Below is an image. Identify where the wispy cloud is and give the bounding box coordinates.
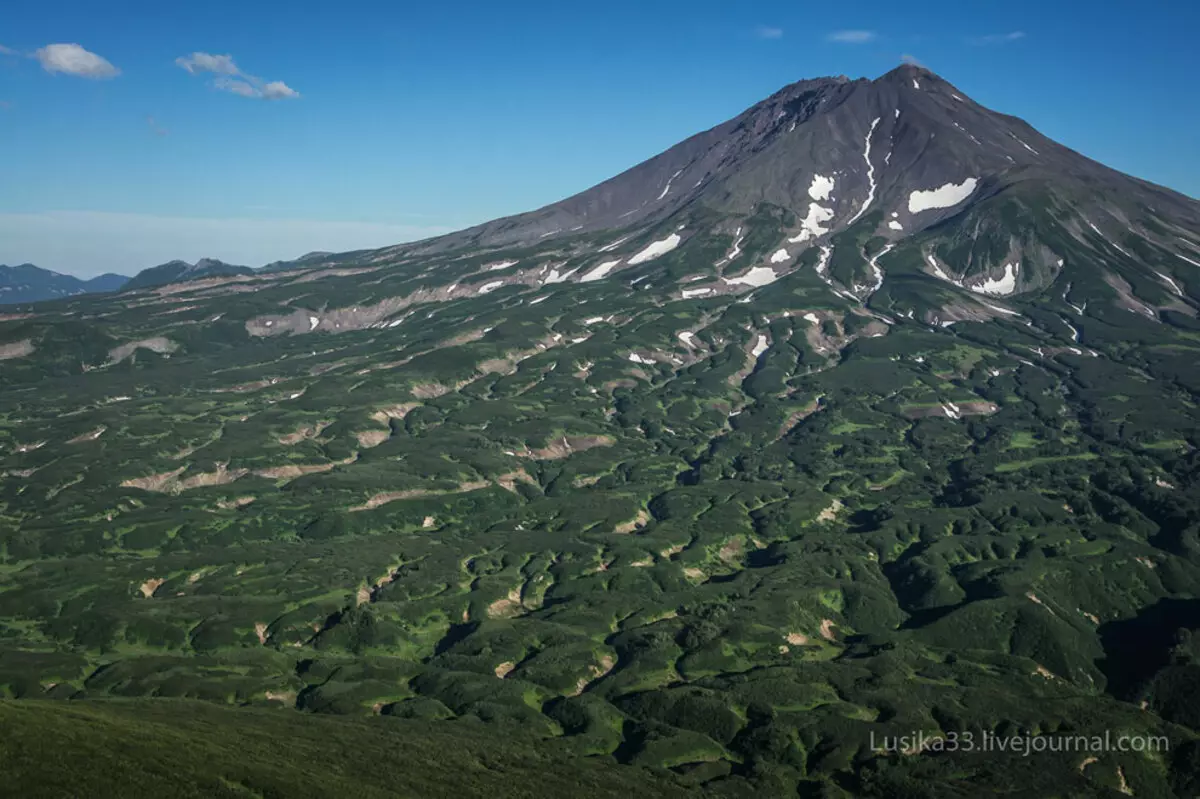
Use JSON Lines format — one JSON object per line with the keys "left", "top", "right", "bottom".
{"left": 0, "top": 44, "right": 18, "bottom": 56}
{"left": 35, "top": 43, "right": 120, "bottom": 79}
{"left": 146, "top": 115, "right": 168, "bottom": 136}
{"left": 176, "top": 52, "right": 300, "bottom": 100}
{"left": 969, "top": 31, "right": 1026, "bottom": 45}
{"left": 900, "top": 53, "right": 924, "bottom": 67}
{"left": 755, "top": 26, "right": 784, "bottom": 40}
{"left": 827, "top": 30, "right": 877, "bottom": 44}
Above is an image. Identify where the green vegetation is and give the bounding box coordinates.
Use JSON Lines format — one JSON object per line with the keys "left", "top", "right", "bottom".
{"left": 1, "top": 216, "right": 1200, "bottom": 796}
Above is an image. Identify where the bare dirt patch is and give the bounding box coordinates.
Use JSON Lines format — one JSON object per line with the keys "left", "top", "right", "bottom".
{"left": 521, "top": 435, "right": 615, "bottom": 460}
{"left": 122, "top": 467, "right": 187, "bottom": 493}
{"left": 279, "top": 421, "right": 332, "bottom": 445}
{"left": 488, "top": 587, "right": 526, "bottom": 619}
{"left": 819, "top": 619, "right": 838, "bottom": 641}
{"left": 0, "top": 339, "right": 35, "bottom": 360}
{"left": 370, "top": 403, "right": 419, "bottom": 424}
{"left": 216, "top": 496, "right": 256, "bottom": 510}
{"left": 108, "top": 337, "right": 178, "bottom": 365}
{"left": 68, "top": 426, "right": 107, "bottom": 444}
{"left": 138, "top": 578, "right": 165, "bottom": 598}
{"left": 254, "top": 623, "right": 269, "bottom": 645}
{"left": 718, "top": 539, "right": 744, "bottom": 565}
{"left": 495, "top": 469, "right": 538, "bottom": 493}
{"left": 355, "top": 429, "right": 392, "bottom": 448}
{"left": 494, "top": 661, "right": 516, "bottom": 679}
{"left": 264, "top": 690, "right": 297, "bottom": 705}
{"left": 255, "top": 454, "right": 357, "bottom": 482}
{"left": 817, "top": 499, "right": 844, "bottom": 523}
{"left": 614, "top": 509, "right": 651, "bottom": 535}
{"left": 786, "top": 632, "right": 809, "bottom": 646}
{"left": 349, "top": 479, "right": 490, "bottom": 512}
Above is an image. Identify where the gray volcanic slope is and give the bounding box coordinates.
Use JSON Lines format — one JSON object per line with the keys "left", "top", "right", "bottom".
{"left": 410, "top": 64, "right": 1198, "bottom": 258}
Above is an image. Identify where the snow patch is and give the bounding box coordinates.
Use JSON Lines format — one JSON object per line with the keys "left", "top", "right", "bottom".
{"left": 980, "top": 300, "right": 1021, "bottom": 317}
{"left": 1086, "top": 220, "right": 1131, "bottom": 257}
{"left": 1175, "top": 250, "right": 1200, "bottom": 268}
{"left": 971, "top": 263, "right": 1019, "bottom": 296}
{"left": 717, "top": 226, "right": 744, "bottom": 266}
{"left": 1012, "top": 135, "right": 1039, "bottom": 155}
{"left": 808, "top": 174, "right": 835, "bottom": 201}
{"left": 723, "top": 266, "right": 778, "bottom": 288}
{"left": 581, "top": 260, "right": 622, "bottom": 283}
{"left": 1154, "top": 270, "right": 1183, "bottom": 296}
{"left": 907, "top": 178, "right": 979, "bottom": 214}
{"left": 770, "top": 248, "right": 790, "bottom": 264}
{"left": 888, "top": 220, "right": 903, "bottom": 231}
{"left": 864, "top": 244, "right": 893, "bottom": 295}
{"left": 529, "top": 296, "right": 549, "bottom": 305}
{"left": 485, "top": 259, "right": 519, "bottom": 271}
{"left": 912, "top": 79, "right": 920, "bottom": 90}
{"left": 803, "top": 312, "right": 820, "bottom": 324}
{"left": 599, "top": 235, "right": 632, "bottom": 253}
{"left": 846, "top": 117, "right": 882, "bottom": 225}
{"left": 478, "top": 281, "right": 505, "bottom": 295}
{"left": 789, "top": 203, "right": 834, "bottom": 243}
{"left": 952, "top": 93, "right": 964, "bottom": 102}
{"left": 678, "top": 331, "right": 698, "bottom": 347}
{"left": 583, "top": 316, "right": 604, "bottom": 325}
{"left": 628, "top": 353, "right": 654, "bottom": 365}
{"left": 308, "top": 316, "right": 319, "bottom": 331}
{"left": 544, "top": 267, "right": 579, "bottom": 285}
{"left": 681, "top": 287, "right": 712, "bottom": 299}
{"left": 751, "top": 334, "right": 769, "bottom": 358}
{"left": 629, "top": 233, "right": 682, "bottom": 265}
{"left": 657, "top": 168, "right": 684, "bottom": 201}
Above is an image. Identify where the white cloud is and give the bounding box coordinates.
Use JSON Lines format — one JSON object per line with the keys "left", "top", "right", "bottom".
{"left": 755, "top": 26, "right": 784, "bottom": 40}
{"left": 970, "top": 31, "right": 1026, "bottom": 45}
{"left": 261, "top": 80, "right": 300, "bottom": 100}
{"left": 0, "top": 210, "right": 453, "bottom": 276}
{"left": 176, "top": 52, "right": 239, "bottom": 75}
{"left": 34, "top": 43, "right": 120, "bottom": 79}
{"left": 900, "top": 54, "right": 924, "bottom": 66}
{"left": 176, "top": 51, "right": 300, "bottom": 100}
{"left": 0, "top": 44, "right": 17, "bottom": 56}
{"left": 827, "top": 30, "right": 877, "bottom": 44}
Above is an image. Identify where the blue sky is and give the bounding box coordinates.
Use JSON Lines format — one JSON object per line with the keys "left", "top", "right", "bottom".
{"left": 1, "top": 0, "right": 1197, "bottom": 276}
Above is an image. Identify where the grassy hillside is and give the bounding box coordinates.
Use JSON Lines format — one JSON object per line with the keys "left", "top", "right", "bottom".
{"left": 0, "top": 699, "right": 695, "bottom": 798}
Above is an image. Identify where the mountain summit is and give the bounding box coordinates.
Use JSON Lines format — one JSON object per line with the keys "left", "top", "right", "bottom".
{"left": 407, "top": 64, "right": 1197, "bottom": 318}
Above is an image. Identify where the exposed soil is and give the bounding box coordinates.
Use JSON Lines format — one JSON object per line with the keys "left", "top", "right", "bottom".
{"left": 355, "top": 429, "right": 392, "bottom": 448}
{"left": 0, "top": 339, "right": 34, "bottom": 360}
{"left": 817, "top": 499, "right": 844, "bottom": 523}
{"left": 108, "top": 337, "right": 178, "bottom": 365}
{"left": 614, "top": 509, "right": 651, "bottom": 535}
{"left": 819, "top": 619, "right": 838, "bottom": 641}
{"left": 487, "top": 587, "right": 525, "bottom": 619}
{"left": 67, "top": 427, "right": 107, "bottom": 444}
{"left": 138, "top": 578, "right": 165, "bottom": 599}
{"left": 349, "top": 480, "right": 490, "bottom": 512}
{"left": 278, "top": 421, "right": 332, "bottom": 445}
{"left": 523, "top": 435, "right": 615, "bottom": 460}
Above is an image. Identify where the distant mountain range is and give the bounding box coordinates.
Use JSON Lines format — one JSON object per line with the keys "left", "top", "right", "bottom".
{"left": 0, "top": 264, "right": 130, "bottom": 305}
{"left": 0, "top": 252, "right": 349, "bottom": 307}
{"left": 121, "top": 258, "right": 255, "bottom": 291}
